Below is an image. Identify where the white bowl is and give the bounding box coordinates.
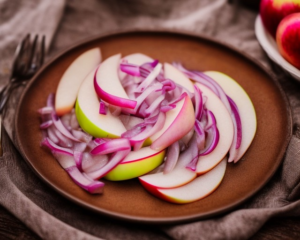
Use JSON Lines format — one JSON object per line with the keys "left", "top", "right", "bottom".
{"left": 255, "top": 15, "right": 300, "bottom": 81}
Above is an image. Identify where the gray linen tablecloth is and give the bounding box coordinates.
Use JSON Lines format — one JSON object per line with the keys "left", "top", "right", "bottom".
{"left": 1, "top": 0, "right": 300, "bottom": 239}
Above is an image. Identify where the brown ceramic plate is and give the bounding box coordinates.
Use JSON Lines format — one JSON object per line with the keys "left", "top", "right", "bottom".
{"left": 15, "top": 30, "right": 292, "bottom": 224}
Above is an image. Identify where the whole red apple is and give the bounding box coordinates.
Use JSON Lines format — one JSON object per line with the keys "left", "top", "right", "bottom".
{"left": 276, "top": 13, "right": 300, "bottom": 69}
{"left": 260, "top": 0, "right": 300, "bottom": 38}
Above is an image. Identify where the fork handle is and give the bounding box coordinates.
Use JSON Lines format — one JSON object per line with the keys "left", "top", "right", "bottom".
{"left": 0, "top": 81, "right": 17, "bottom": 113}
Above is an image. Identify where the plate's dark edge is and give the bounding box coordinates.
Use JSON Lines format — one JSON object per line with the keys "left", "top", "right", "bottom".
{"left": 15, "top": 28, "right": 293, "bottom": 225}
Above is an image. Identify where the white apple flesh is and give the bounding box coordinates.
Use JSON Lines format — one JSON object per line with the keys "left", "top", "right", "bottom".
{"left": 156, "top": 158, "right": 227, "bottom": 204}
{"left": 204, "top": 71, "right": 257, "bottom": 163}
{"left": 55, "top": 48, "right": 101, "bottom": 116}
{"left": 95, "top": 54, "right": 136, "bottom": 109}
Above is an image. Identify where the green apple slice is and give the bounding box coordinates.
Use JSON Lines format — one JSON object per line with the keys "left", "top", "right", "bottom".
{"left": 55, "top": 48, "right": 101, "bottom": 116}
{"left": 75, "top": 69, "right": 126, "bottom": 138}
{"left": 104, "top": 147, "right": 165, "bottom": 181}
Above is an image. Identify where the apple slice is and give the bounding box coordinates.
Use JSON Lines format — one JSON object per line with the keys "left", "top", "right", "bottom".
{"left": 104, "top": 147, "right": 165, "bottom": 181}
{"left": 75, "top": 69, "right": 126, "bottom": 138}
{"left": 150, "top": 93, "right": 195, "bottom": 151}
{"left": 139, "top": 167, "right": 196, "bottom": 191}
{"left": 204, "top": 71, "right": 257, "bottom": 162}
{"left": 94, "top": 54, "right": 137, "bottom": 109}
{"left": 194, "top": 83, "right": 234, "bottom": 174}
{"left": 164, "top": 62, "right": 194, "bottom": 93}
{"left": 55, "top": 48, "right": 101, "bottom": 116}
{"left": 119, "top": 53, "right": 153, "bottom": 80}
{"left": 156, "top": 158, "right": 227, "bottom": 204}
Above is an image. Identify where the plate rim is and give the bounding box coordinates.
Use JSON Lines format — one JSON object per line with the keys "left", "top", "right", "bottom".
{"left": 15, "top": 29, "right": 293, "bottom": 224}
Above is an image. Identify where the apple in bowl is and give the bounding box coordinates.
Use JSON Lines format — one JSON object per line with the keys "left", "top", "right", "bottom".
{"left": 260, "top": 0, "right": 300, "bottom": 38}
{"left": 276, "top": 13, "right": 300, "bottom": 69}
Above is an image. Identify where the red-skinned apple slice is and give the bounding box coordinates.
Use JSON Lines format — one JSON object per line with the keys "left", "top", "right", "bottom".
{"left": 150, "top": 93, "right": 195, "bottom": 151}
{"left": 94, "top": 54, "right": 137, "bottom": 109}
{"left": 194, "top": 83, "right": 234, "bottom": 174}
{"left": 55, "top": 48, "right": 101, "bottom": 116}
{"left": 204, "top": 71, "right": 257, "bottom": 163}
{"left": 104, "top": 147, "right": 165, "bottom": 181}
{"left": 156, "top": 158, "right": 227, "bottom": 204}
{"left": 164, "top": 62, "right": 194, "bottom": 93}
{"left": 75, "top": 69, "right": 126, "bottom": 138}
{"left": 139, "top": 166, "right": 197, "bottom": 191}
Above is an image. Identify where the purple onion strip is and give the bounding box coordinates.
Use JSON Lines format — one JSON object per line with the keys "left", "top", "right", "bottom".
{"left": 87, "top": 149, "right": 131, "bottom": 180}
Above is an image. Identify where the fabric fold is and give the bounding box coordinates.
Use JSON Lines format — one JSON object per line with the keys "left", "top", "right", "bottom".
{"left": 0, "top": 0, "right": 299, "bottom": 239}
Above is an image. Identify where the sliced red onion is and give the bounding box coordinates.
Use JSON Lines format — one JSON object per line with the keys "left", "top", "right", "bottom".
{"left": 194, "top": 85, "right": 203, "bottom": 121}
{"left": 131, "top": 112, "right": 165, "bottom": 143}
{"left": 119, "top": 115, "right": 144, "bottom": 130}
{"left": 144, "top": 94, "right": 165, "bottom": 115}
{"left": 40, "top": 120, "right": 53, "bottom": 129}
{"left": 99, "top": 102, "right": 106, "bottom": 115}
{"left": 72, "top": 130, "right": 92, "bottom": 143}
{"left": 194, "top": 120, "right": 205, "bottom": 150}
{"left": 51, "top": 150, "right": 75, "bottom": 169}
{"left": 90, "top": 138, "right": 131, "bottom": 155}
{"left": 38, "top": 106, "right": 53, "bottom": 115}
{"left": 139, "top": 60, "right": 159, "bottom": 78}
{"left": 228, "top": 96, "right": 242, "bottom": 149}
{"left": 227, "top": 97, "right": 242, "bottom": 163}
{"left": 94, "top": 67, "right": 137, "bottom": 109}
{"left": 70, "top": 110, "right": 79, "bottom": 130}
{"left": 134, "top": 83, "right": 162, "bottom": 109}
{"left": 180, "top": 129, "right": 194, "bottom": 149}
{"left": 173, "top": 134, "right": 199, "bottom": 170}
{"left": 47, "top": 93, "right": 55, "bottom": 107}
{"left": 121, "top": 123, "right": 147, "bottom": 139}
{"left": 163, "top": 141, "right": 180, "bottom": 174}
{"left": 51, "top": 113, "right": 80, "bottom": 142}
{"left": 120, "top": 63, "right": 140, "bottom": 76}
{"left": 160, "top": 79, "right": 176, "bottom": 94}
{"left": 160, "top": 104, "right": 175, "bottom": 113}
{"left": 93, "top": 138, "right": 110, "bottom": 145}
{"left": 66, "top": 166, "right": 105, "bottom": 194}
{"left": 136, "top": 101, "right": 151, "bottom": 118}
{"left": 61, "top": 113, "right": 72, "bottom": 130}
{"left": 173, "top": 63, "right": 231, "bottom": 112}
{"left": 41, "top": 137, "right": 73, "bottom": 156}
{"left": 135, "top": 63, "right": 162, "bottom": 93}
{"left": 47, "top": 127, "right": 59, "bottom": 144}
{"left": 82, "top": 152, "right": 109, "bottom": 173}
{"left": 87, "top": 149, "right": 131, "bottom": 180}
{"left": 199, "top": 111, "right": 219, "bottom": 156}
{"left": 122, "top": 75, "right": 137, "bottom": 88}
{"left": 73, "top": 142, "right": 87, "bottom": 170}
{"left": 52, "top": 127, "right": 73, "bottom": 148}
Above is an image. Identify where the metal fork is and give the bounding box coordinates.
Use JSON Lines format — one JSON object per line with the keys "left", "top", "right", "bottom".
{"left": 0, "top": 34, "right": 45, "bottom": 155}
